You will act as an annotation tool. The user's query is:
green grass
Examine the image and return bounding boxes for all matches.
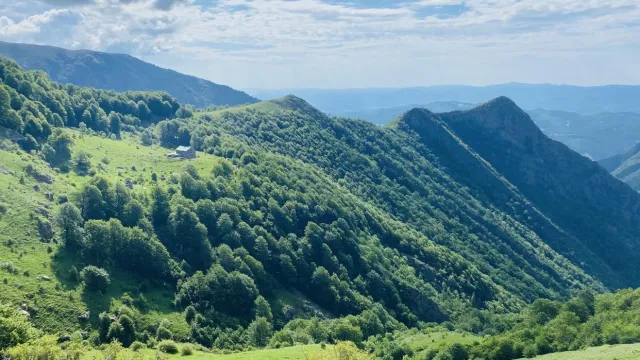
[527,343,640,359]
[0,129,224,335]
[402,330,482,356]
[85,344,330,359]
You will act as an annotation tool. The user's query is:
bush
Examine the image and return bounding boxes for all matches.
[131,341,146,351]
[80,266,110,292]
[434,343,468,360]
[73,151,92,174]
[269,330,294,348]
[181,344,194,356]
[158,340,179,354]
[156,325,173,341]
[0,303,41,349]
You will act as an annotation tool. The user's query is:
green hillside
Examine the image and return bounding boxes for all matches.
[0,41,258,108]
[528,344,640,360]
[436,98,640,288]
[3,57,640,359]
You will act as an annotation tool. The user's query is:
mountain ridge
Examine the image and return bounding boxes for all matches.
[0,41,259,107]
[433,98,640,287]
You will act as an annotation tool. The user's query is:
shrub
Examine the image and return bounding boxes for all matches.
[156,325,173,340]
[130,341,146,351]
[80,266,110,292]
[73,151,92,174]
[4,335,61,360]
[0,303,41,349]
[158,340,179,354]
[181,344,194,356]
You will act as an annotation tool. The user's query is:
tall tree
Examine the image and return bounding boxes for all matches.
[151,186,171,226]
[168,205,213,271]
[56,202,83,248]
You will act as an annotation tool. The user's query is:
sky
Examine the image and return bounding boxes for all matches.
[0,0,639,89]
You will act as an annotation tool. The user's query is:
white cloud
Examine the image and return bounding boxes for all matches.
[0,8,83,42]
[0,0,639,88]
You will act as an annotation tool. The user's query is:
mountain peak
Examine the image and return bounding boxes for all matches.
[473,96,527,117]
[270,95,325,117]
[442,96,542,149]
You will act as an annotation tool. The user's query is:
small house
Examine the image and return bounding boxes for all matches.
[176,146,196,159]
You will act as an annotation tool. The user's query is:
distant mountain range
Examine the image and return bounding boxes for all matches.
[0,41,258,107]
[528,110,640,160]
[249,84,640,115]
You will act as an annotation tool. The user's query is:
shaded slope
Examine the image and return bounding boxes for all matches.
[436,97,640,287]
[198,95,604,306]
[599,143,640,191]
[0,41,258,107]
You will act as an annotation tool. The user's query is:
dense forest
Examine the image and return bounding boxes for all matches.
[2,56,640,359]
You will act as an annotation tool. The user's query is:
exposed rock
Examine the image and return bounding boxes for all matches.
[37,217,54,241]
[37,275,51,281]
[25,165,54,184]
[0,165,15,175]
[18,309,30,318]
[34,207,49,218]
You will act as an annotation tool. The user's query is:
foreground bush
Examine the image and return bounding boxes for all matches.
[157,340,179,354]
[5,335,83,360]
[0,303,40,350]
[181,344,194,355]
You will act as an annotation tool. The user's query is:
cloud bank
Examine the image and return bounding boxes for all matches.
[0,0,638,88]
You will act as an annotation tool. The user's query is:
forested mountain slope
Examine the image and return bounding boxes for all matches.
[2,57,640,358]
[0,41,258,107]
[0,56,580,343]
[195,96,608,300]
[435,97,640,287]
[199,95,640,290]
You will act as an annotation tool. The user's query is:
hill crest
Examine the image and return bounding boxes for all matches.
[0,41,258,107]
